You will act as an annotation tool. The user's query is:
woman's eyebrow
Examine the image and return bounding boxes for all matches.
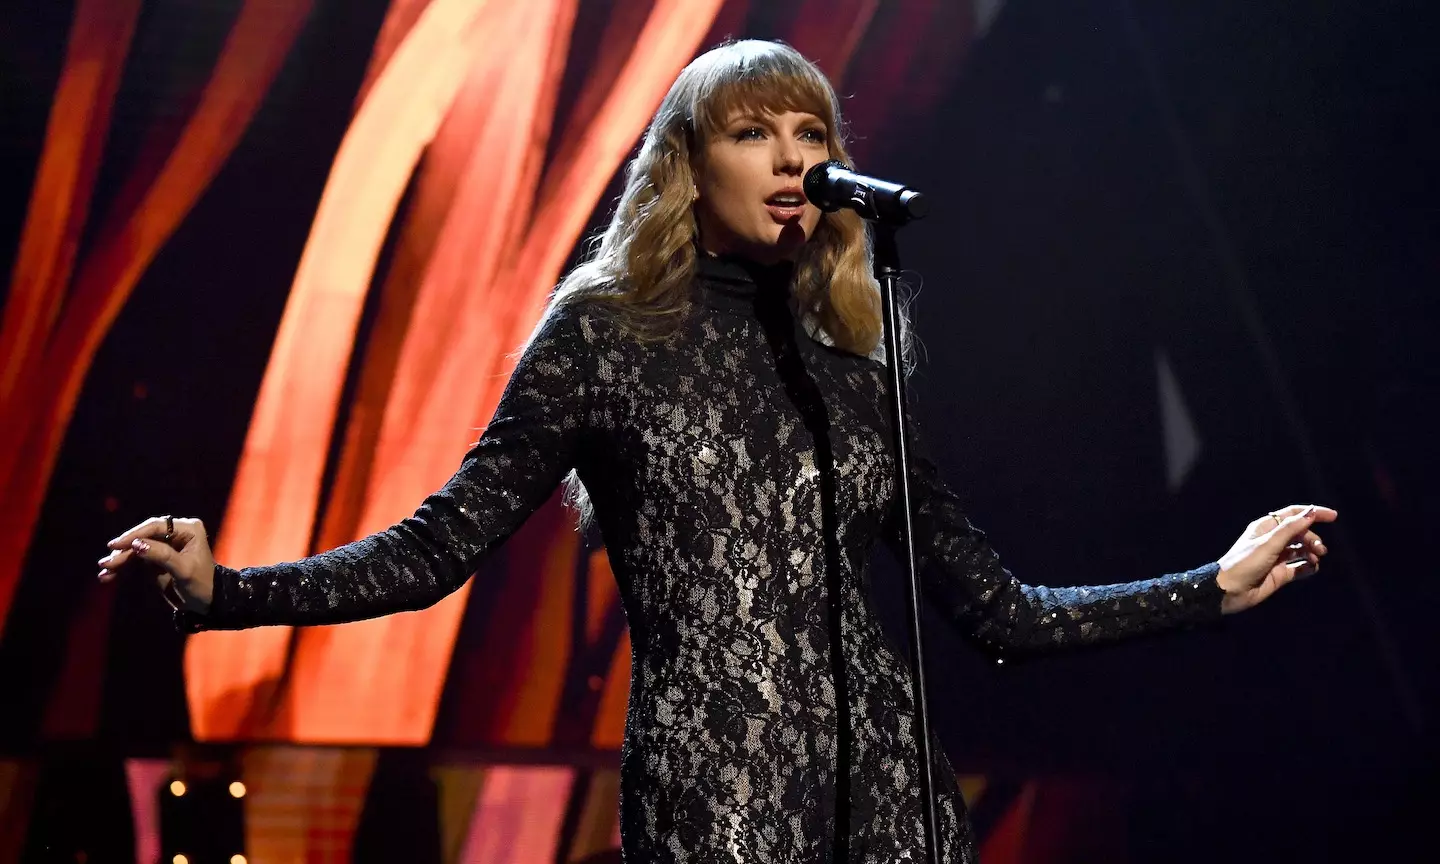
[726,111,771,126]
[721,111,827,132]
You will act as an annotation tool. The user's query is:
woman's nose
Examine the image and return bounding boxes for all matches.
[776,141,803,174]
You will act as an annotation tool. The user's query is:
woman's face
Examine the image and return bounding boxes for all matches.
[692,108,830,265]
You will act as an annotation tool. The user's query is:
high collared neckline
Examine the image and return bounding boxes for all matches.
[693,252,796,313]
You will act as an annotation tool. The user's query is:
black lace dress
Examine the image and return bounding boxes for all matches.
[182,254,1225,862]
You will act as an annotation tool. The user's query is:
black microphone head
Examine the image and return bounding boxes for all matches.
[899,189,929,220]
[804,159,927,223]
[803,159,849,213]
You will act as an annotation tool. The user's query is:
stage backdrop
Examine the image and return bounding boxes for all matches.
[1,0,994,747]
[4,0,1434,861]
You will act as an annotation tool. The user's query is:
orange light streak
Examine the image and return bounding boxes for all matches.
[184,0,506,740]
[460,767,575,864]
[0,0,140,637]
[239,746,377,863]
[279,0,580,744]
[189,0,727,745]
[591,629,631,750]
[0,0,139,409]
[356,0,435,107]
[289,0,728,745]
[311,0,516,559]
[468,497,583,746]
[0,0,312,637]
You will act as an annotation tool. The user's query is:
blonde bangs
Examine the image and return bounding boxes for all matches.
[690,54,840,142]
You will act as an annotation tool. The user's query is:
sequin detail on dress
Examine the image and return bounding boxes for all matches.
[181,255,1225,862]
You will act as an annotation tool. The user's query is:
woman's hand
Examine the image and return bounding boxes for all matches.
[1216,504,1337,614]
[97,516,216,614]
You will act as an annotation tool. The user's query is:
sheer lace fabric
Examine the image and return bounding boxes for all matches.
[184,255,1224,862]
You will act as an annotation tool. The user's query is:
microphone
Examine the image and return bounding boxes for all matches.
[803,160,929,224]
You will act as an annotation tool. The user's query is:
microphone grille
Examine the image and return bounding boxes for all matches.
[803,159,847,211]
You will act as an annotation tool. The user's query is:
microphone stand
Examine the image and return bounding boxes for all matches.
[805,159,936,864]
[875,221,940,864]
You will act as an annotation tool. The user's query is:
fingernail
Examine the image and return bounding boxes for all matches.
[98,569,110,581]
[1303,505,1317,517]
[132,539,149,553]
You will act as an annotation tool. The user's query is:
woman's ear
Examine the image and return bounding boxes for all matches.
[688,142,706,194]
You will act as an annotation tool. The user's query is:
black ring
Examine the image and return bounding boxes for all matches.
[163,514,174,544]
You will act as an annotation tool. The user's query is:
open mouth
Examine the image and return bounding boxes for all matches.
[765,191,807,221]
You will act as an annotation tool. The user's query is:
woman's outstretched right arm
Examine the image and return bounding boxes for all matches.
[98,302,596,631]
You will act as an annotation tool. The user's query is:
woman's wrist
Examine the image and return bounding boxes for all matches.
[1215,563,1252,615]
[172,561,228,633]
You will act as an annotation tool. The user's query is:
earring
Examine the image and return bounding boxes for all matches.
[691,186,699,202]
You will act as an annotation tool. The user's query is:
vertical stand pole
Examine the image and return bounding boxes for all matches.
[874,223,939,864]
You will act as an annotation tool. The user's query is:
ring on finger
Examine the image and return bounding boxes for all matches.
[1269,511,1285,528]
[163,514,174,544]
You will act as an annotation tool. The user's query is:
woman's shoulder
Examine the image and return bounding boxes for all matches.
[546,292,639,349]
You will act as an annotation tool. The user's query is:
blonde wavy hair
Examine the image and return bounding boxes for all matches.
[552,38,883,354]
[544,39,898,527]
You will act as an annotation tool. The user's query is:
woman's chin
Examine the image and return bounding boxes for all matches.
[715,225,812,264]
[773,223,811,258]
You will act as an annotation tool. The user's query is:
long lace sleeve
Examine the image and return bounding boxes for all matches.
[178,302,594,632]
[885,401,1226,662]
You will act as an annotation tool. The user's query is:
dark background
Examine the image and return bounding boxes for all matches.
[881,0,1439,858]
[2,0,1435,860]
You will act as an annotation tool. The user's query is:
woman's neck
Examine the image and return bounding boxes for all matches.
[695,247,795,287]
[695,230,801,267]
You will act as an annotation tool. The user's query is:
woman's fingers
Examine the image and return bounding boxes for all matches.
[1281,531,1327,561]
[103,517,209,579]
[97,516,215,613]
[106,516,204,551]
[1268,503,1339,524]
[1221,505,1337,611]
[98,547,128,567]
[106,516,167,549]
[1286,552,1321,579]
[1261,505,1337,554]
[97,546,135,581]
[1247,507,1336,540]
[127,537,187,579]
[1262,507,1322,557]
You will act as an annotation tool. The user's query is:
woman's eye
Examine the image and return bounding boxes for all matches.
[801,128,828,144]
[736,127,765,140]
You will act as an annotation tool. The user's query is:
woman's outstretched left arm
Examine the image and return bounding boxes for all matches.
[886,411,1334,662]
